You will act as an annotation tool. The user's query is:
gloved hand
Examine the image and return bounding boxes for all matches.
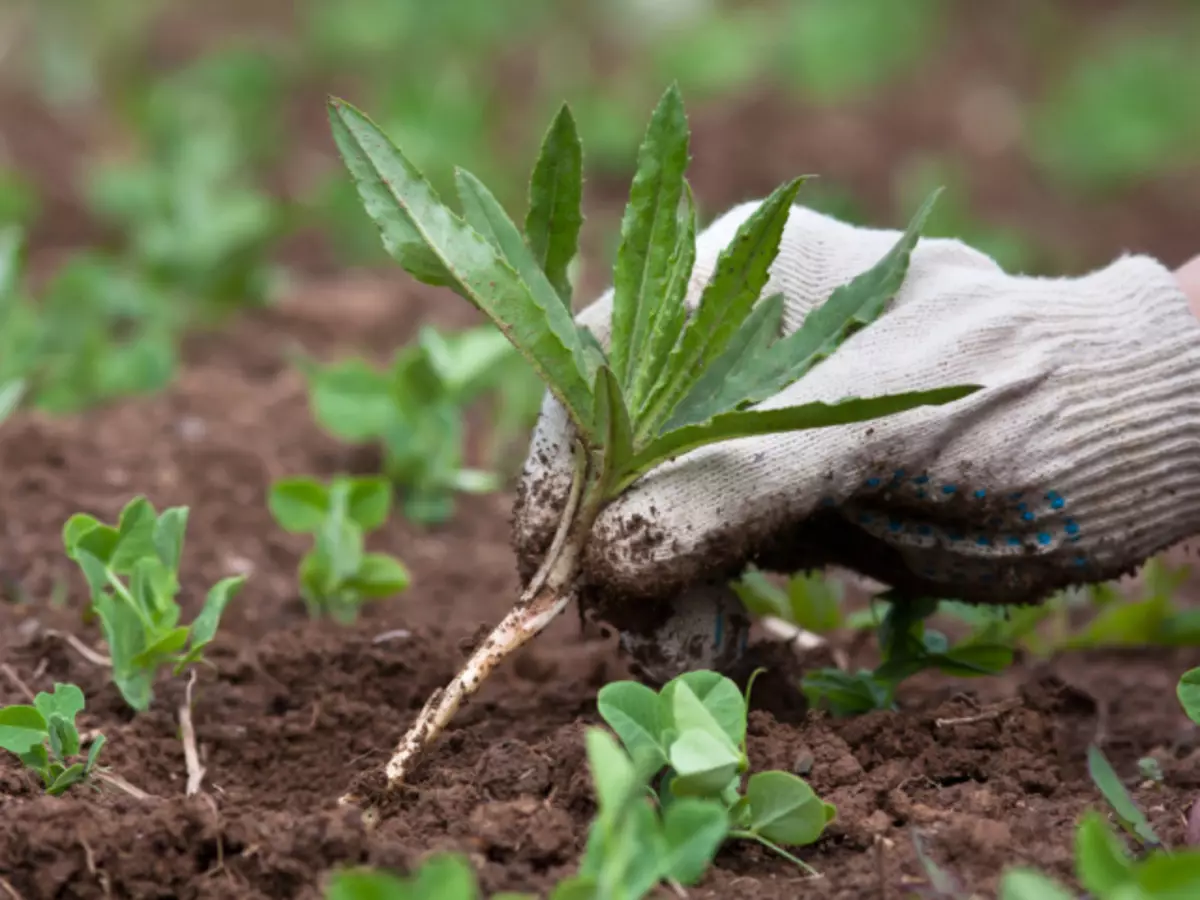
[513,203,1200,682]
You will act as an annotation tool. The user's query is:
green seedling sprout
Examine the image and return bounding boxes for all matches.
[328,83,981,792]
[800,594,1013,716]
[323,726,726,899]
[62,496,246,712]
[300,326,520,524]
[268,475,411,622]
[0,683,106,795]
[598,669,834,871]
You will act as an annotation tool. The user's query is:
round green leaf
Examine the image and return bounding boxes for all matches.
[0,705,49,754]
[345,476,393,531]
[744,771,835,846]
[662,798,729,885]
[597,681,667,779]
[346,553,410,598]
[309,358,396,442]
[269,478,331,533]
[1178,667,1200,725]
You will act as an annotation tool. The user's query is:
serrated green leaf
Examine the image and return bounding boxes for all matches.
[732,188,943,408]
[455,167,571,330]
[637,176,806,442]
[328,98,595,442]
[662,798,729,885]
[591,365,633,493]
[345,476,392,531]
[269,478,332,533]
[744,771,835,846]
[0,705,48,754]
[615,386,979,496]
[610,84,690,395]
[628,183,697,415]
[1087,744,1161,846]
[525,103,583,309]
[597,681,667,780]
[666,292,785,430]
[1075,810,1134,895]
[345,553,410,598]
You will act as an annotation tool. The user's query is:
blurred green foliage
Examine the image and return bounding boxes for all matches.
[1,0,1197,424]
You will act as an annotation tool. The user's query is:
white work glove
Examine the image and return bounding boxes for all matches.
[512,203,1200,682]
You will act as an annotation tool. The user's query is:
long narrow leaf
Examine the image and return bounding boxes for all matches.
[592,365,634,494]
[637,177,806,443]
[328,98,596,442]
[612,385,979,496]
[525,103,583,309]
[609,84,689,391]
[628,182,697,421]
[665,292,784,430]
[733,188,942,408]
[455,167,573,330]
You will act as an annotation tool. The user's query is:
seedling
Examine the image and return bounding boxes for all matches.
[301,326,522,524]
[62,496,247,712]
[732,564,845,635]
[998,810,1200,898]
[268,475,411,623]
[328,82,980,791]
[801,594,1013,716]
[0,683,106,795]
[598,670,835,870]
[324,725,727,900]
[325,854,532,900]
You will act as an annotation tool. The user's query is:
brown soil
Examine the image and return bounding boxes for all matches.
[4,3,1200,898]
[3,279,1200,900]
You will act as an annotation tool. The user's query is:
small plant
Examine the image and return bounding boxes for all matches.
[732,564,845,635]
[329,82,980,792]
[598,670,835,869]
[800,594,1013,717]
[268,475,411,623]
[302,326,528,524]
[324,724,728,899]
[0,683,106,795]
[62,496,247,712]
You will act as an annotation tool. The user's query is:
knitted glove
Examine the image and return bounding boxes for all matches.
[513,203,1200,681]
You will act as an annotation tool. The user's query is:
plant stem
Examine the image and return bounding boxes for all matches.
[361,455,595,797]
[729,831,820,877]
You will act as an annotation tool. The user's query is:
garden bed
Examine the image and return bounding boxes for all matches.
[3,281,1200,900]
